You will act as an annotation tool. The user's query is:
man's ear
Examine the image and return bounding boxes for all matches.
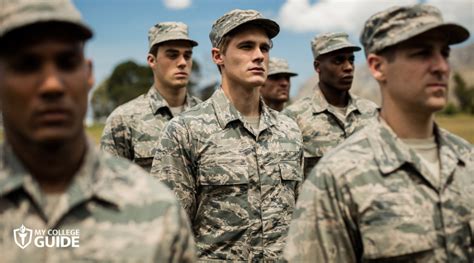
[313,60,320,73]
[212,48,224,66]
[147,53,156,68]
[367,54,386,82]
[86,59,94,91]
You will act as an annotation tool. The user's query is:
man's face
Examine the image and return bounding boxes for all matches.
[0,38,93,145]
[380,30,451,114]
[316,50,355,92]
[260,73,291,104]
[148,40,193,90]
[217,26,271,89]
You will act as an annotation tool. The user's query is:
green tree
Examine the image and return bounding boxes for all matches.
[453,72,474,114]
[91,59,203,121]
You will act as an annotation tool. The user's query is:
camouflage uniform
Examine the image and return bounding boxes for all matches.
[283,32,378,177]
[285,117,474,262]
[100,87,201,171]
[285,4,472,262]
[0,140,196,262]
[284,88,378,177]
[0,1,196,262]
[100,21,200,172]
[150,88,304,261]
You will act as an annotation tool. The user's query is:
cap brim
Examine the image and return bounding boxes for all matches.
[269,71,298,77]
[428,23,470,45]
[227,18,280,39]
[318,45,361,58]
[150,38,198,48]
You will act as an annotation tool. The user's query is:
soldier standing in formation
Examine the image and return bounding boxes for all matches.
[100,22,201,171]
[0,0,195,261]
[285,4,473,262]
[260,57,298,112]
[150,9,304,262]
[284,32,378,177]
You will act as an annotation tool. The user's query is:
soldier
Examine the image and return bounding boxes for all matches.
[150,9,304,261]
[285,4,473,262]
[260,57,297,111]
[100,21,201,172]
[284,32,378,177]
[0,0,195,261]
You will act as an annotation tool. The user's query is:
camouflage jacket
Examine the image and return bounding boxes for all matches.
[284,117,474,262]
[100,86,201,172]
[150,88,304,262]
[283,86,378,177]
[0,140,196,262]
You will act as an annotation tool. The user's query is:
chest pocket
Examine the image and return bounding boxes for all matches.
[360,191,438,261]
[132,142,155,171]
[197,152,249,186]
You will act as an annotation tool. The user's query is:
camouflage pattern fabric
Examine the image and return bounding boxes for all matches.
[150,88,304,261]
[283,87,378,177]
[209,9,279,48]
[311,32,360,59]
[0,0,92,39]
[284,117,474,262]
[360,4,469,56]
[148,21,198,48]
[100,86,201,172]
[268,57,297,77]
[0,140,196,262]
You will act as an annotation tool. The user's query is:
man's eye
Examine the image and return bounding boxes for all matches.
[8,56,41,73]
[167,53,179,59]
[261,46,270,53]
[57,55,82,71]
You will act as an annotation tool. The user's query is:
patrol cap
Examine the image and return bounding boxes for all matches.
[268,57,298,77]
[360,4,470,56]
[0,0,93,40]
[311,32,361,59]
[148,22,198,50]
[210,9,280,48]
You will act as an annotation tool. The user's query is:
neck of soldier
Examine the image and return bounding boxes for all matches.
[154,81,187,107]
[264,98,284,112]
[221,77,261,117]
[318,82,349,107]
[6,130,88,193]
[380,98,435,139]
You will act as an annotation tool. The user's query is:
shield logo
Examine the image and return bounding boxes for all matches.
[13,224,33,249]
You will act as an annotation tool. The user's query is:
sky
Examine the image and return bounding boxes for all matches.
[75,0,474,102]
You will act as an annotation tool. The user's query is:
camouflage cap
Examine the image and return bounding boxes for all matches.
[360,4,470,56]
[0,0,93,40]
[311,32,361,59]
[148,22,198,49]
[209,9,280,48]
[268,57,297,77]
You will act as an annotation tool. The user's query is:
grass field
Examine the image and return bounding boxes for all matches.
[1,114,473,144]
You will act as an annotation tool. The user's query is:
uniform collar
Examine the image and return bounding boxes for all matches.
[148,86,199,116]
[211,88,278,131]
[311,85,371,116]
[368,117,465,189]
[0,139,122,224]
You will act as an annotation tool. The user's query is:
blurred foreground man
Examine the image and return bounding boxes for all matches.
[100,21,201,172]
[285,4,473,262]
[284,32,378,177]
[0,0,195,261]
[260,57,297,111]
[151,9,303,262]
